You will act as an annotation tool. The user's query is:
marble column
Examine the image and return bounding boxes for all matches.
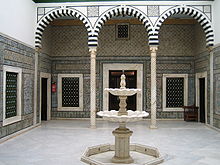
[150,46,158,129]
[34,48,40,125]
[209,47,214,126]
[89,47,97,128]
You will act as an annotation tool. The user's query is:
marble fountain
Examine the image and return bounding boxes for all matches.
[81,74,164,165]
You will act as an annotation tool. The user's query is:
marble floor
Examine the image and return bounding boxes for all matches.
[0,120,220,165]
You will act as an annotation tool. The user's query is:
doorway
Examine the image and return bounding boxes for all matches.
[41,78,48,121]
[109,70,137,111]
[196,72,207,124]
[199,78,205,123]
[40,72,51,122]
[103,63,143,111]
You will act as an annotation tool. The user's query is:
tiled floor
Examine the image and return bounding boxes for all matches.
[0,120,220,165]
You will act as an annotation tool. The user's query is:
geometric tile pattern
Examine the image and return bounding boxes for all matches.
[158,25,194,57]
[203,5,211,13]
[166,78,184,108]
[215,74,220,114]
[117,24,129,39]
[49,26,89,57]
[0,34,35,138]
[62,77,79,107]
[147,5,159,17]
[87,6,99,17]
[157,64,192,71]
[5,72,18,118]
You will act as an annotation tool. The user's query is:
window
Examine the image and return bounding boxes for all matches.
[116,23,129,40]
[163,74,188,111]
[58,74,83,111]
[3,66,22,126]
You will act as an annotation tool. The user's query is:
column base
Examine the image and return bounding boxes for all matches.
[90,125,96,129]
[149,125,158,129]
[112,155,134,164]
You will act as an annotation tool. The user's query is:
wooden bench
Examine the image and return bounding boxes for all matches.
[182,105,198,122]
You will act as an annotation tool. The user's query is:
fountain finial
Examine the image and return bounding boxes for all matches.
[120,73,126,89]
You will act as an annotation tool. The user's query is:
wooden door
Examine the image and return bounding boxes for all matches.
[199,78,205,123]
[41,78,48,121]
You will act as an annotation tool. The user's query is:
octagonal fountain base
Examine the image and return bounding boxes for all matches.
[81,144,164,165]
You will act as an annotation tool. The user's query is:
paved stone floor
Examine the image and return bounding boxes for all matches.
[0,120,220,165]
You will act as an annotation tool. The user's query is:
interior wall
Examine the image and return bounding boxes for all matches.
[0,0,36,47]
[213,45,220,129]
[40,21,203,119]
[194,22,211,124]
[0,34,35,138]
[41,23,90,118]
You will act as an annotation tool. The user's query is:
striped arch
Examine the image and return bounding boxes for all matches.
[35,8,92,48]
[153,5,214,47]
[90,5,153,47]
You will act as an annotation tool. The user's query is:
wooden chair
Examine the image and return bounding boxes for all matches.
[182,105,198,122]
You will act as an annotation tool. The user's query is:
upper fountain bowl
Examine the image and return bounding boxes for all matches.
[105,88,141,96]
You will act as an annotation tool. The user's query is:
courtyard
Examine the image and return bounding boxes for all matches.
[0,120,219,165]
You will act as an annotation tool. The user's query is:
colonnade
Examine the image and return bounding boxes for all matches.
[88,46,158,129]
[34,45,214,129]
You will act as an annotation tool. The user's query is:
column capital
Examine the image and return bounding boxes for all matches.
[89,47,97,53]
[207,46,213,52]
[89,47,97,59]
[150,46,158,53]
[35,47,41,53]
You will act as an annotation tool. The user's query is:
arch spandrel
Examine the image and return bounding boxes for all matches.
[152,5,214,47]
[35,7,93,48]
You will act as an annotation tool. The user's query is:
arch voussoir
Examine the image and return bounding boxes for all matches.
[152,5,214,47]
[35,8,92,48]
[91,6,153,48]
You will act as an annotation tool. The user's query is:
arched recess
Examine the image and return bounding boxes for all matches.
[35,7,93,48]
[153,5,214,47]
[91,5,153,47]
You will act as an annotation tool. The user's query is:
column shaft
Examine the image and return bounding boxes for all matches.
[209,48,214,126]
[150,46,158,129]
[90,48,97,128]
[34,49,39,125]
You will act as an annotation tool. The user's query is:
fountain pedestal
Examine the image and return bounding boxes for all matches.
[112,122,133,163]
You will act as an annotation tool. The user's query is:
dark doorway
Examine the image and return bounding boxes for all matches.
[199,78,205,123]
[41,78,48,121]
[109,70,137,111]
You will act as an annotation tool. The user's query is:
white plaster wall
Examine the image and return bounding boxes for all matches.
[0,0,36,47]
[213,0,220,45]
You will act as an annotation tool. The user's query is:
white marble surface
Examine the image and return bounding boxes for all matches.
[0,120,220,165]
[89,151,156,164]
[97,110,149,122]
[105,88,141,96]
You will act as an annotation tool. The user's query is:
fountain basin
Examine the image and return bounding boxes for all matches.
[81,144,164,165]
[97,110,149,123]
[105,88,141,96]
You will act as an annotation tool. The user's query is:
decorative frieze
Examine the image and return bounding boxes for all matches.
[4,51,33,66]
[157,64,192,71]
[215,74,220,114]
[55,63,90,71]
